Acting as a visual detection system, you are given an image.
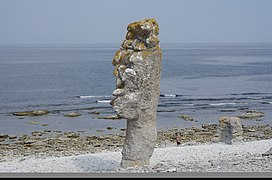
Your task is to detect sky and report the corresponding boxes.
[0,0,272,44]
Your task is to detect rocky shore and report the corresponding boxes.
[1,137,272,173]
[1,123,271,163]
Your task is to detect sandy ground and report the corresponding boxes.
[0,139,272,174]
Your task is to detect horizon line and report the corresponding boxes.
[1,41,272,46]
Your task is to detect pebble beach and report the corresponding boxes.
[0,139,272,174]
[0,121,272,174]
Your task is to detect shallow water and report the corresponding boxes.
[0,43,272,136]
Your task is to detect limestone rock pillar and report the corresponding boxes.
[111,18,162,168]
[218,116,243,144]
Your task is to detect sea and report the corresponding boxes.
[0,43,272,136]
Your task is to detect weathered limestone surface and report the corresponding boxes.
[111,18,162,168]
[217,116,243,144]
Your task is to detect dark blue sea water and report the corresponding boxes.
[0,43,272,136]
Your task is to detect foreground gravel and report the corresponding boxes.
[117,140,272,173]
[0,139,271,173]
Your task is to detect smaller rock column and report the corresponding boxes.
[217,116,243,144]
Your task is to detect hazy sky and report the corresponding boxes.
[0,0,272,44]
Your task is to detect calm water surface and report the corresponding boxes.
[0,43,271,135]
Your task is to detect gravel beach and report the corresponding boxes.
[1,139,272,174]
[1,122,272,176]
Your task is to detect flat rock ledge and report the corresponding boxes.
[12,110,49,116]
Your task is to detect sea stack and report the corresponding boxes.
[218,116,243,144]
[111,18,162,168]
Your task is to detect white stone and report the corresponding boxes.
[124,68,136,77]
[112,88,124,96]
[129,52,143,63]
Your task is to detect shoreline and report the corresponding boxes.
[1,123,271,164]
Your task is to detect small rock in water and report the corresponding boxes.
[237,110,265,119]
[96,115,120,120]
[107,127,114,130]
[26,121,39,125]
[12,112,30,116]
[178,114,194,121]
[12,110,49,116]
[90,111,100,114]
[31,110,49,116]
[260,102,270,104]
[238,107,249,110]
[64,112,81,117]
